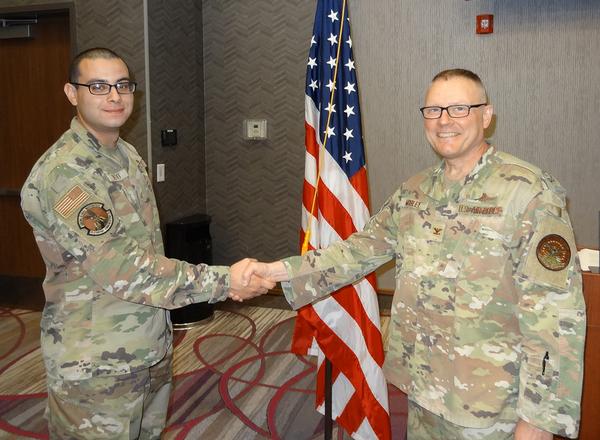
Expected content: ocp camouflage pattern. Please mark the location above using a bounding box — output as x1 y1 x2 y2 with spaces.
281 147 585 438
21 118 230 381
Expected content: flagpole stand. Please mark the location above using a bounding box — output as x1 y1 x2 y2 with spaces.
324 358 333 440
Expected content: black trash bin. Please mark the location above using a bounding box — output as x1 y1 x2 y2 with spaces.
165 214 214 330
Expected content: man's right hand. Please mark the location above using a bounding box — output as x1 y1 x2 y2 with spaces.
242 261 288 285
229 258 275 302
229 260 288 302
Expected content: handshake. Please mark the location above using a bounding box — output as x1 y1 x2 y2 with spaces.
228 258 289 302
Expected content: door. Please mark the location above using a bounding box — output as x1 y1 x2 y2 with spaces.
0 11 72 278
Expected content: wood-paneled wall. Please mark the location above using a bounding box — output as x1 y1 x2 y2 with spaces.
576 272 600 440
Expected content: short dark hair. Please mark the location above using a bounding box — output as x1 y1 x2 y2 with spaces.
68 47 130 83
432 68 488 102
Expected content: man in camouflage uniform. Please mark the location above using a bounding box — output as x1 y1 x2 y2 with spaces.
21 48 273 439
239 69 586 439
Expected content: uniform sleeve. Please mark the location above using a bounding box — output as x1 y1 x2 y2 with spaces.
42 172 229 309
280 189 401 309
512 183 586 438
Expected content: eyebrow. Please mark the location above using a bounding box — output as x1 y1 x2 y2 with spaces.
83 77 131 83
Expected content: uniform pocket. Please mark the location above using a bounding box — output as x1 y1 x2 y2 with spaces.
453 219 510 319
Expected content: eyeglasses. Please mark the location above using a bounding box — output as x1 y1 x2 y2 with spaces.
419 103 487 119
70 81 137 95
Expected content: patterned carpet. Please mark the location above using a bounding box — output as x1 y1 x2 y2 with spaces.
0 304 407 439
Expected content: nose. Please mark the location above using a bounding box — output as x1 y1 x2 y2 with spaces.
106 85 122 102
438 108 452 124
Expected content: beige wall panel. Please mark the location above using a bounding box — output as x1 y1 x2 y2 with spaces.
351 0 599 248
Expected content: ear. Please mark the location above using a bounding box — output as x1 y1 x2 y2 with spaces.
482 104 494 129
64 83 78 106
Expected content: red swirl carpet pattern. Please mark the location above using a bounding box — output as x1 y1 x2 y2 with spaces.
0 305 407 439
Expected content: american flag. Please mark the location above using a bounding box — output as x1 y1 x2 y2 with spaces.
291 1 391 438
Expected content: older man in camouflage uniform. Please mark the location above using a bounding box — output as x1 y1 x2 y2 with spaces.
240 69 586 439
21 48 272 439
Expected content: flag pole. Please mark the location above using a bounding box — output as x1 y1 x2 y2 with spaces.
324 359 333 439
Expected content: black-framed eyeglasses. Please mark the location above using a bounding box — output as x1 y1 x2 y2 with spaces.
419 103 487 119
70 81 137 95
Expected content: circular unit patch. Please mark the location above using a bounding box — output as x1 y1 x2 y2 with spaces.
78 203 114 236
536 234 571 271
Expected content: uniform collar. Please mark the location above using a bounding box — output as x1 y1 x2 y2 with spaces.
70 117 104 152
420 144 496 201
69 117 130 169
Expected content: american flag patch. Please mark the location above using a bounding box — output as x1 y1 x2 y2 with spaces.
54 185 90 218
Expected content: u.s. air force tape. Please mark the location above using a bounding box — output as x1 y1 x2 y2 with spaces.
536 234 571 271
77 203 114 236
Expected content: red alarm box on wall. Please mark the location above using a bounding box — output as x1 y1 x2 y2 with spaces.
476 14 494 34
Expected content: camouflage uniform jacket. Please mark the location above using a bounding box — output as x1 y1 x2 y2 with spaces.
281 146 585 437
21 118 229 381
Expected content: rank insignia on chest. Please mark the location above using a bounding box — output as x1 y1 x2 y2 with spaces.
77 203 114 236
427 222 446 242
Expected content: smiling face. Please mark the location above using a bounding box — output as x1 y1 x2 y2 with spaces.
64 57 133 146
423 76 493 166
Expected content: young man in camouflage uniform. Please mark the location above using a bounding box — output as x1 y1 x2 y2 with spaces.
239 69 586 439
21 48 273 439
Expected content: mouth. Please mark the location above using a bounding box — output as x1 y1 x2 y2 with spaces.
104 108 124 114
437 132 460 138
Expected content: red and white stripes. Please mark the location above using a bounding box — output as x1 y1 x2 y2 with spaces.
291 95 390 440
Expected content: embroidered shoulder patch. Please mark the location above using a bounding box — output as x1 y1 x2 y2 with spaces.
77 203 114 236
54 185 90 218
536 234 571 271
